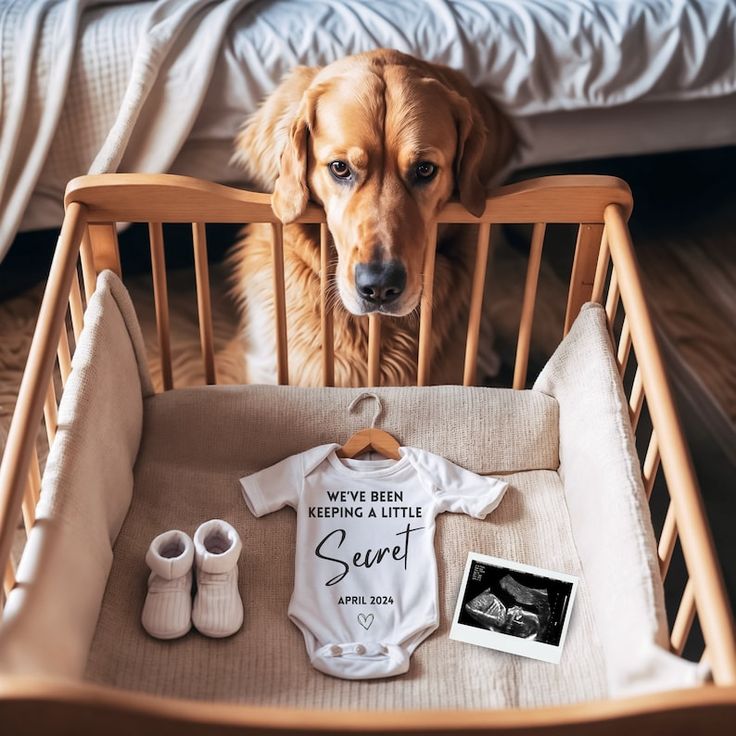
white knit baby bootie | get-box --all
[142,530,194,639]
[192,519,243,638]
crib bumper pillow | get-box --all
[0,271,153,677]
[534,303,707,697]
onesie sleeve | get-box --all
[240,454,303,516]
[239,443,339,516]
[405,447,508,519]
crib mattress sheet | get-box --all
[85,386,607,708]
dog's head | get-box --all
[243,50,515,316]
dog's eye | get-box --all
[414,161,438,183]
[329,160,351,180]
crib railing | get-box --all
[55,174,635,390]
[0,173,734,717]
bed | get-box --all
[2,0,735,259]
[0,172,734,733]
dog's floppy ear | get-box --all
[271,103,311,223]
[451,93,488,218]
[422,67,515,217]
[451,89,516,217]
[232,66,320,221]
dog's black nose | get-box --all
[355,261,406,305]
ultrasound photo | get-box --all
[450,553,578,663]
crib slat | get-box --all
[79,231,97,301]
[368,314,381,387]
[271,223,289,385]
[564,223,604,335]
[605,268,620,323]
[28,448,41,506]
[629,367,645,430]
[513,223,546,390]
[149,223,174,391]
[23,449,41,522]
[192,222,217,386]
[643,431,661,500]
[617,315,632,375]
[57,324,72,385]
[320,224,335,387]
[417,223,438,386]
[462,223,492,386]
[3,556,16,601]
[21,473,36,533]
[670,579,696,656]
[658,504,678,578]
[591,224,610,303]
[18,448,42,541]
[86,223,122,277]
[68,271,85,341]
[43,378,58,448]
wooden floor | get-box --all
[1,147,735,630]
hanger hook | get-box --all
[348,392,383,428]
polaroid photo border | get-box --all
[449,552,579,664]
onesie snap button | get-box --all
[355,644,366,655]
[330,645,343,657]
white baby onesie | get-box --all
[240,444,507,680]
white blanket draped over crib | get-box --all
[1,0,736,260]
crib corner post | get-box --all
[563,223,605,336]
[86,222,122,279]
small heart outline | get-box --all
[357,613,374,630]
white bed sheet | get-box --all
[2,0,736,255]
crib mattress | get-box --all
[85,389,605,709]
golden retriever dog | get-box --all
[230,49,515,385]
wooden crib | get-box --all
[0,173,734,734]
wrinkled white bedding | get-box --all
[2,0,735,259]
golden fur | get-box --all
[230,49,515,385]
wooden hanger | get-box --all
[338,392,401,460]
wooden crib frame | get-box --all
[0,173,734,734]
